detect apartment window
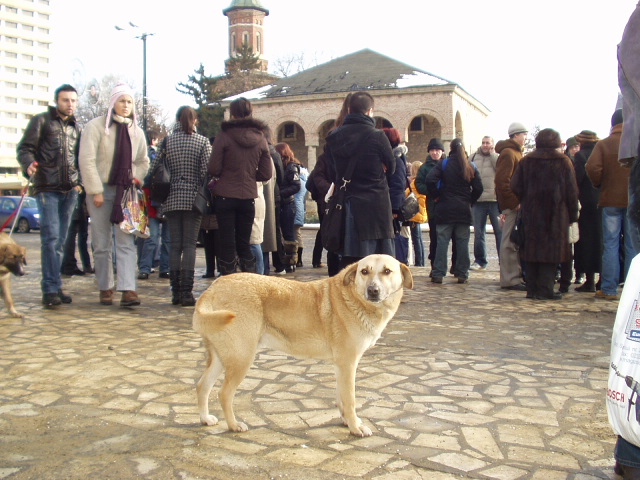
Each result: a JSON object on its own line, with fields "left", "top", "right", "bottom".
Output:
{"left": 38, "top": 71, "right": 48, "bottom": 78}
{"left": 23, "top": 39, "right": 34, "bottom": 46}
{"left": 5, "top": 97, "right": 17, "bottom": 104}
{"left": 38, "top": 12, "right": 49, "bottom": 20}
{"left": 22, "top": 98, "right": 34, "bottom": 105}
{"left": 22, "top": 54, "right": 33, "bottom": 61}
{"left": 22, "top": 84, "right": 34, "bottom": 90}
{"left": 39, "top": 0, "right": 50, "bottom": 5}
{"left": 5, "top": 81, "right": 17, "bottom": 88}
{"left": 37, "top": 41, "right": 49, "bottom": 49}
{"left": 23, "top": 25, "right": 34, "bottom": 32}
{"left": 38, "top": 100, "right": 47, "bottom": 106}
{"left": 5, "top": 127, "right": 17, "bottom": 134}
{"left": 23, "top": 10, "right": 34, "bottom": 16}
{"left": 38, "top": 27, "right": 49, "bottom": 34}
{"left": 22, "top": 69, "right": 33, "bottom": 75}
{"left": 5, "top": 36, "right": 18, "bottom": 43}
{"left": 5, "top": 66, "right": 17, "bottom": 73}
{"left": 6, "top": 21, "right": 18, "bottom": 28}
{"left": 37, "top": 85, "right": 47, "bottom": 92}
{"left": 37, "top": 57, "right": 48, "bottom": 63}
{"left": 6, "top": 6, "right": 18, "bottom": 14}
{"left": 24, "top": 114, "right": 33, "bottom": 120}
{"left": 5, "top": 112, "right": 17, "bottom": 119}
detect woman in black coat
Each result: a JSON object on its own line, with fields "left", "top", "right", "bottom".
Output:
{"left": 425, "top": 138, "right": 483, "bottom": 283}
{"left": 573, "top": 130, "right": 602, "bottom": 291}
{"left": 511, "top": 128, "right": 580, "bottom": 300}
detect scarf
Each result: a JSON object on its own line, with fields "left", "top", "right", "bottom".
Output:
{"left": 108, "top": 114, "right": 133, "bottom": 224}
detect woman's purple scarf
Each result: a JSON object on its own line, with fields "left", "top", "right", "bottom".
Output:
{"left": 108, "top": 121, "right": 133, "bottom": 224}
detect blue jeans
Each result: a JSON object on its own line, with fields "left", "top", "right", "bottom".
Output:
{"left": 250, "top": 244, "right": 264, "bottom": 274}
{"left": 472, "top": 201, "right": 502, "bottom": 267}
{"left": 433, "top": 223, "right": 470, "bottom": 279}
{"left": 602, "top": 207, "right": 639, "bottom": 295}
{"left": 410, "top": 223, "right": 425, "bottom": 266}
{"left": 138, "top": 217, "right": 170, "bottom": 274}
{"left": 36, "top": 190, "right": 78, "bottom": 294}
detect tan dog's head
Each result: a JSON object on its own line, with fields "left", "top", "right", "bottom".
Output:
{"left": 0, "top": 243, "right": 27, "bottom": 276}
{"left": 343, "top": 254, "right": 413, "bottom": 303}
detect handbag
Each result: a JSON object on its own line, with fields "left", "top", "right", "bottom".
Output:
{"left": 149, "top": 137, "right": 170, "bottom": 203}
{"left": 510, "top": 211, "right": 525, "bottom": 247}
{"left": 193, "top": 175, "right": 212, "bottom": 215}
{"left": 401, "top": 192, "right": 419, "bottom": 221}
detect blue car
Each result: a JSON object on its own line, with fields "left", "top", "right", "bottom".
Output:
{"left": 0, "top": 196, "right": 40, "bottom": 233}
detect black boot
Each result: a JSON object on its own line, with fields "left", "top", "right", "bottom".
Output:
{"left": 170, "top": 270, "right": 181, "bottom": 305}
{"left": 576, "top": 273, "right": 596, "bottom": 292}
{"left": 218, "top": 257, "right": 238, "bottom": 276}
{"left": 283, "top": 240, "right": 298, "bottom": 267}
{"left": 239, "top": 256, "right": 257, "bottom": 273}
{"left": 181, "top": 270, "right": 196, "bottom": 307}
{"left": 296, "top": 247, "right": 303, "bottom": 268}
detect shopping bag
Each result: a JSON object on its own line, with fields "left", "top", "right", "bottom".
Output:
{"left": 120, "top": 185, "right": 150, "bottom": 238}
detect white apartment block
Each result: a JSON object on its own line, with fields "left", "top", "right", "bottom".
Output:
{"left": 0, "top": 0, "right": 52, "bottom": 193}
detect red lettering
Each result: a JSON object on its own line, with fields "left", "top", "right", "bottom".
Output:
{"left": 609, "top": 389, "right": 626, "bottom": 403}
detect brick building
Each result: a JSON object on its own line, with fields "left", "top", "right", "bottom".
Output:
{"left": 222, "top": 0, "right": 489, "bottom": 169}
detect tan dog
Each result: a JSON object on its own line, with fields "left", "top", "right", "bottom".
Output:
{"left": 193, "top": 254, "right": 413, "bottom": 437}
{"left": 0, "top": 232, "right": 27, "bottom": 317}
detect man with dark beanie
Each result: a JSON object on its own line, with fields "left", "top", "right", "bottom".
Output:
{"left": 586, "top": 109, "right": 638, "bottom": 300}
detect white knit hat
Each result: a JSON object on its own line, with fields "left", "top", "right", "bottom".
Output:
{"left": 105, "top": 83, "right": 136, "bottom": 135}
{"left": 508, "top": 122, "right": 528, "bottom": 137}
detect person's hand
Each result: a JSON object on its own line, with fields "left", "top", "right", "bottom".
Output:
{"left": 75, "top": 185, "right": 83, "bottom": 193}
{"left": 132, "top": 178, "right": 141, "bottom": 186}
{"left": 93, "top": 193, "right": 104, "bottom": 207}
{"left": 27, "top": 162, "right": 38, "bottom": 176}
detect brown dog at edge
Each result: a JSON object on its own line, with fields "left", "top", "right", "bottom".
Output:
{"left": 193, "top": 254, "right": 413, "bottom": 437}
{"left": 0, "top": 232, "right": 27, "bottom": 317}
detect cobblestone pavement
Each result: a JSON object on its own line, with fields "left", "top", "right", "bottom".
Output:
{"left": 0, "top": 229, "right": 622, "bottom": 479}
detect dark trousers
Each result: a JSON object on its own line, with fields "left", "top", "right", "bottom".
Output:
{"left": 525, "top": 262, "right": 557, "bottom": 298}
{"left": 61, "top": 214, "right": 91, "bottom": 273}
{"left": 216, "top": 197, "right": 255, "bottom": 274}
{"left": 201, "top": 228, "right": 219, "bottom": 275}
{"left": 313, "top": 203, "right": 341, "bottom": 275}
{"left": 428, "top": 218, "right": 456, "bottom": 270}
{"left": 165, "top": 211, "right": 202, "bottom": 273}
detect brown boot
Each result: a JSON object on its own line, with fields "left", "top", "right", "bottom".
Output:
{"left": 120, "top": 290, "right": 140, "bottom": 307}
{"left": 99, "top": 289, "right": 114, "bottom": 305}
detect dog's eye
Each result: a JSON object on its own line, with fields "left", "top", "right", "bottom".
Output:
{"left": 360, "top": 269, "right": 369, "bottom": 275}
{"left": 383, "top": 268, "right": 392, "bottom": 275}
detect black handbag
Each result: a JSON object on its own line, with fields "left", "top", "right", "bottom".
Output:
{"left": 149, "top": 137, "right": 170, "bottom": 203}
{"left": 193, "top": 175, "right": 212, "bottom": 215}
{"left": 510, "top": 211, "right": 525, "bottom": 247}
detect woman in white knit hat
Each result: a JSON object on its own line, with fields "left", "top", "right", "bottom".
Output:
{"left": 79, "top": 83, "right": 149, "bottom": 307}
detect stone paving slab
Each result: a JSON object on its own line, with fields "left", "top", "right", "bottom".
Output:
{"left": 0, "top": 230, "right": 622, "bottom": 479}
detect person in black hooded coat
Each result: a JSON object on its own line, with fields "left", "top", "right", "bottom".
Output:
{"left": 324, "top": 91, "right": 395, "bottom": 269}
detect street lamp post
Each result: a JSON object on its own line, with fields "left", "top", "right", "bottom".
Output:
{"left": 115, "top": 23, "right": 154, "bottom": 134}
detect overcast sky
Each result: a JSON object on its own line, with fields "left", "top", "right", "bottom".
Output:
{"left": 52, "top": 0, "right": 637, "bottom": 143}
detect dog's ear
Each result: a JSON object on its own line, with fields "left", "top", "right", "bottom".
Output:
{"left": 400, "top": 263, "right": 414, "bottom": 289}
{"left": 342, "top": 262, "right": 359, "bottom": 286}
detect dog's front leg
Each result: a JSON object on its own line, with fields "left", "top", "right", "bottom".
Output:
{"left": 0, "top": 279, "right": 22, "bottom": 318}
{"left": 334, "top": 362, "right": 372, "bottom": 437}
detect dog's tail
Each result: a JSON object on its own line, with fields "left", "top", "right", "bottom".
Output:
{"left": 193, "top": 302, "right": 236, "bottom": 335}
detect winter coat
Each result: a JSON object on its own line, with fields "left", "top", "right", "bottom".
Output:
{"left": 406, "top": 179, "right": 427, "bottom": 223}
{"left": 280, "top": 162, "right": 301, "bottom": 205}
{"left": 494, "top": 138, "right": 524, "bottom": 211}
{"left": 208, "top": 117, "right": 272, "bottom": 199}
{"left": 306, "top": 151, "right": 335, "bottom": 212}
{"left": 163, "top": 124, "right": 211, "bottom": 213}
{"left": 388, "top": 145, "right": 409, "bottom": 212}
{"left": 261, "top": 146, "right": 281, "bottom": 253}
{"left": 425, "top": 153, "right": 483, "bottom": 225}
{"left": 294, "top": 166, "right": 308, "bottom": 226}
{"left": 17, "top": 106, "right": 81, "bottom": 194}
{"left": 415, "top": 158, "right": 438, "bottom": 219}
{"left": 586, "top": 124, "right": 629, "bottom": 207}
{"left": 250, "top": 179, "right": 267, "bottom": 245}
{"left": 510, "top": 148, "right": 579, "bottom": 264}
{"left": 470, "top": 148, "right": 499, "bottom": 202}
{"left": 325, "top": 113, "right": 395, "bottom": 241}
{"left": 78, "top": 115, "right": 149, "bottom": 195}
{"left": 573, "top": 142, "right": 602, "bottom": 274}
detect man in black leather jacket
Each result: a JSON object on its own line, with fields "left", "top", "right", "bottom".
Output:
{"left": 17, "top": 84, "right": 81, "bottom": 308}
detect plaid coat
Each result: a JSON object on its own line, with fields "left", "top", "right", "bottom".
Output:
{"left": 163, "top": 124, "right": 211, "bottom": 213}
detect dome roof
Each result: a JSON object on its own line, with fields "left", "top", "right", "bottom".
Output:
{"left": 223, "top": 0, "right": 269, "bottom": 15}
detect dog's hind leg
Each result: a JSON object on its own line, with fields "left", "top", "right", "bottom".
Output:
{"left": 335, "top": 362, "right": 372, "bottom": 437}
{"left": 197, "top": 344, "right": 224, "bottom": 426}
{"left": 219, "top": 354, "right": 255, "bottom": 433}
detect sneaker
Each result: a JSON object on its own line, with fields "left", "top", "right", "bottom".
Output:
{"left": 595, "top": 290, "right": 619, "bottom": 301}
{"left": 274, "top": 269, "right": 287, "bottom": 275}
{"left": 470, "top": 263, "right": 486, "bottom": 271}
{"left": 58, "top": 290, "right": 72, "bottom": 304}
{"left": 431, "top": 276, "right": 443, "bottom": 284}
{"left": 42, "top": 293, "right": 62, "bottom": 307}
{"left": 99, "top": 289, "right": 114, "bottom": 305}
{"left": 159, "top": 272, "right": 170, "bottom": 279}
{"left": 120, "top": 290, "right": 140, "bottom": 307}
{"left": 138, "top": 272, "right": 149, "bottom": 280}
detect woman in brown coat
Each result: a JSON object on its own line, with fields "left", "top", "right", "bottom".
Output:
{"left": 511, "top": 128, "right": 579, "bottom": 300}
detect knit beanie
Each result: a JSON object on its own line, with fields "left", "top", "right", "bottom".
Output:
{"left": 105, "top": 83, "right": 136, "bottom": 135}
{"left": 611, "top": 109, "right": 624, "bottom": 127}
{"left": 575, "top": 130, "right": 599, "bottom": 145}
{"left": 535, "top": 128, "right": 562, "bottom": 149}
{"left": 508, "top": 122, "right": 528, "bottom": 137}
{"left": 427, "top": 138, "right": 444, "bottom": 152}
{"left": 565, "top": 136, "right": 579, "bottom": 148}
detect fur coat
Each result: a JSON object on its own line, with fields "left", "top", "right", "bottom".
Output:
{"left": 511, "top": 148, "right": 579, "bottom": 264}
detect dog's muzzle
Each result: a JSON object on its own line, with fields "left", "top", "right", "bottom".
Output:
{"left": 366, "top": 284, "right": 381, "bottom": 302}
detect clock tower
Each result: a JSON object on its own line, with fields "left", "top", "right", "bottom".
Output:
{"left": 223, "top": 0, "right": 269, "bottom": 73}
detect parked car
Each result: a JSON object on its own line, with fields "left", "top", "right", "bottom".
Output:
{"left": 0, "top": 196, "right": 40, "bottom": 233}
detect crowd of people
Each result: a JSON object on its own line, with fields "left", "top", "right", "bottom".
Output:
{"left": 13, "top": 82, "right": 640, "bottom": 311}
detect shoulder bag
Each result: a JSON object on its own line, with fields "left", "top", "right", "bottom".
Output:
{"left": 149, "top": 137, "right": 170, "bottom": 203}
